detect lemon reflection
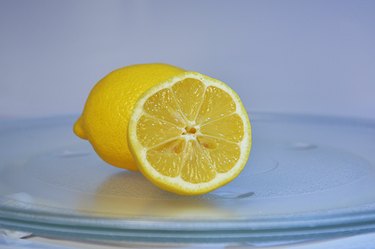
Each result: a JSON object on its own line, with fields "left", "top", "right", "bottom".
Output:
{"left": 88, "top": 171, "right": 231, "bottom": 219}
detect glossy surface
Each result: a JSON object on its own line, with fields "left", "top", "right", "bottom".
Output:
{"left": 1, "top": 114, "right": 375, "bottom": 243}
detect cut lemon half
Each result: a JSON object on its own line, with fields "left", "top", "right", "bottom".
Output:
{"left": 128, "top": 72, "right": 252, "bottom": 195}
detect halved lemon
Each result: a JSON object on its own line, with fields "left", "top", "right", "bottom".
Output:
{"left": 128, "top": 72, "right": 252, "bottom": 195}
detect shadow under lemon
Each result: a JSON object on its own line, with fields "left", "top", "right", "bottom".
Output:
{"left": 80, "top": 171, "right": 234, "bottom": 219}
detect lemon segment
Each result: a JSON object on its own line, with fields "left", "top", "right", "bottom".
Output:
{"left": 197, "top": 136, "right": 241, "bottom": 173}
{"left": 180, "top": 140, "right": 216, "bottom": 184}
{"left": 146, "top": 139, "right": 186, "bottom": 177}
{"left": 171, "top": 78, "right": 206, "bottom": 121}
{"left": 143, "top": 88, "right": 186, "bottom": 127}
{"left": 128, "top": 72, "right": 252, "bottom": 195}
{"left": 196, "top": 86, "right": 236, "bottom": 124}
{"left": 136, "top": 115, "right": 182, "bottom": 148}
{"left": 200, "top": 114, "right": 244, "bottom": 142}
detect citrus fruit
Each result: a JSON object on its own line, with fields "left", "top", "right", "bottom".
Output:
{"left": 128, "top": 72, "right": 252, "bottom": 195}
{"left": 73, "top": 63, "right": 185, "bottom": 170}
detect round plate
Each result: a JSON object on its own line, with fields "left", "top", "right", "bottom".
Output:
{"left": 1, "top": 113, "right": 375, "bottom": 243}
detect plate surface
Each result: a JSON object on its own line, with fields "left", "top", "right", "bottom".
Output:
{"left": 1, "top": 113, "right": 375, "bottom": 243}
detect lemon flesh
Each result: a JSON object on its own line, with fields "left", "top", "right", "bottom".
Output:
{"left": 73, "top": 63, "right": 185, "bottom": 170}
{"left": 128, "top": 72, "right": 252, "bottom": 195}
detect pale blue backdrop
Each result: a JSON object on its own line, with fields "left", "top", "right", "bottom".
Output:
{"left": 0, "top": 0, "right": 374, "bottom": 118}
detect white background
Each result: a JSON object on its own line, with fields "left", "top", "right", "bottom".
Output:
{"left": 0, "top": 0, "right": 374, "bottom": 119}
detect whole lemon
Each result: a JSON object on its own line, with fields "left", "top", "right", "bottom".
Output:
{"left": 73, "top": 63, "right": 185, "bottom": 170}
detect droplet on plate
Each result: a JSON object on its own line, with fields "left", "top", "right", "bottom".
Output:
{"left": 58, "top": 150, "right": 90, "bottom": 158}
{"left": 290, "top": 142, "right": 317, "bottom": 150}
{"left": 211, "top": 191, "right": 254, "bottom": 199}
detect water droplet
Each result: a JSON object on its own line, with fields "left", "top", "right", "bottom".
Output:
{"left": 290, "top": 142, "right": 317, "bottom": 150}
{"left": 236, "top": 192, "right": 255, "bottom": 199}
{"left": 58, "top": 150, "right": 90, "bottom": 158}
{"left": 211, "top": 191, "right": 254, "bottom": 199}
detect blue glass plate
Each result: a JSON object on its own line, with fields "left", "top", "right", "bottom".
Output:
{"left": 0, "top": 113, "right": 375, "bottom": 243}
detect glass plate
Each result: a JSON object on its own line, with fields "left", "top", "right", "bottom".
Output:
{"left": 0, "top": 113, "right": 375, "bottom": 243}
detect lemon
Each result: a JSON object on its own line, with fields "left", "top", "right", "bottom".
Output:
{"left": 73, "top": 63, "right": 185, "bottom": 170}
{"left": 128, "top": 72, "right": 252, "bottom": 195}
